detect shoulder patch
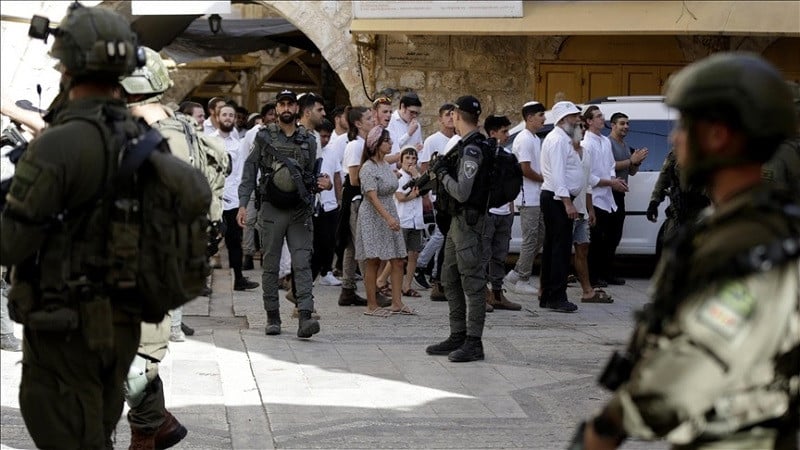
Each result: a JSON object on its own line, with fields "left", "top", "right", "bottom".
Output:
{"left": 463, "top": 160, "right": 478, "bottom": 179}
{"left": 464, "top": 145, "right": 481, "bottom": 159}
{"left": 695, "top": 281, "right": 755, "bottom": 339}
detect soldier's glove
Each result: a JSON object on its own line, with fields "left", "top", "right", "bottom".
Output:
{"left": 646, "top": 201, "right": 659, "bottom": 222}
{"left": 431, "top": 157, "right": 449, "bottom": 180}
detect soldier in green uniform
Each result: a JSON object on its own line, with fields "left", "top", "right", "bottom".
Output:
{"left": 425, "top": 95, "right": 492, "bottom": 363}
{"left": 119, "top": 46, "right": 228, "bottom": 450}
{"left": 237, "top": 90, "right": 331, "bottom": 338}
{"left": 576, "top": 53, "right": 799, "bottom": 449}
{"left": 646, "top": 149, "right": 710, "bottom": 250}
{"left": 762, "top": 80, "right": 800, "bottom": 192}
{"left": 0, "top": 4, "right": 146, "bottom": 448}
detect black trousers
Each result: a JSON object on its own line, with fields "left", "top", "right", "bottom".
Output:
{"left": 607, "top": 191, "right": 626, "bottom": 277}
{"left": 540, "top": 190, "right": 573, "bottom": 304}
{"left": 311, "top": 207, "right": 340, "bottom": 280}
{"left": 223, "top": 208, "right": 243, "bottom": 281}
{"left": 588, "top": 207, "right": 615, "bottom": 283}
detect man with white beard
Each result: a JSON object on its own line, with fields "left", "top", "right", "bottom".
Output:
{"left": 538, "top": 101, "right": 584, "bottom": 313}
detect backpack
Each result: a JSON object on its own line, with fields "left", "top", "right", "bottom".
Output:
{"left": 150, "top": 111, "right": 229, "bottom": 223}
{"left": 72, "top": 107, "right": 212, "bottom": 324}
{"left": 484, "top": 139, "right": 523, "bottom": 209}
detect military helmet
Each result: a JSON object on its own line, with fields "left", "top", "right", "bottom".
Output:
{"left": 119, "top": 47, "right": 173, "bottom": 96}
{"left": 665, "top": 52, "right": 795, "bottom": 144}
{"left": 272, "top": 164, "right": 298, "bottom": 192}
{"left": 49, "top": 3, "right": 143, "bottom": 78}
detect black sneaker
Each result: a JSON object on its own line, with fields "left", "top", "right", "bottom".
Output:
{"left": 545, "top": 300, "right": 578, "bottom": 313}
{"left": 413, "top": 270, "right": 431, "bottom": 290}
{"left": 180, "top": 323, "right": 195, "bottom": 336}
{"left": 234, "top": 277, "right": 259, "bottom": 291}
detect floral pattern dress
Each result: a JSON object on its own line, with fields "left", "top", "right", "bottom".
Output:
{"left": 355, "top": 160, "right": 407, "bottom": 261}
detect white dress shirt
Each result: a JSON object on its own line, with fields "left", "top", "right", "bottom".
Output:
{"left": 387, "top": 110, "right": 422, "bottom": 152}
{"left": 395, "top": 170, "right": 425, "bottom": 230}
{"left": 213, "top": 130, "right": 242, "bottom": 211}
{"left": 541, "top": 126, "right": 585, "bottom": 199}
{"left": 512, "top": 128, "right": 543, "bottom": 207}
{"left": 573, "top": 146, "right": 594, "bottom": 216}
{"left": 581, "top": 130, "right": 618, "bottom": 213}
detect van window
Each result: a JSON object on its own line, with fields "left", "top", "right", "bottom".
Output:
{"left": 604, "top": 120, "right": 674, "bottom": 171}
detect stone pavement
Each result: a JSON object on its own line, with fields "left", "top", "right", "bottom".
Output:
{"left": 1, "top": 264, "right": 668, "bottom": 450}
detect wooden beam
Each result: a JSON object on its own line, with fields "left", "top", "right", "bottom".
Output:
{"left": 177, "top": 61, "right": 258, "bottom": 70}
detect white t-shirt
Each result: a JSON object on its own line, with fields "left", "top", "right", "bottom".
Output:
{"left": 395, "top": 170, "right": 425, "bottom": 230}
{"left": 318, "top": 145, "right": 341, "bottom": 212}
{"left": 343, "top": 136, "right": 365, "bottom": 172}
{"left": 512, "top": 128, "right": 543, "bottom": 207}
{"left": 420, "top": 131, "right": 452, "bottom": 164}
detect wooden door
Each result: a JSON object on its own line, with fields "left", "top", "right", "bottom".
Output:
{"left": 584, "top": 65, "right": 621, "bottom": 102}
{"left": 537, "top": 64, "right": 581, "bottom": 106}
{"left": 622, "top": 65, "right": 661, "bottom": 96}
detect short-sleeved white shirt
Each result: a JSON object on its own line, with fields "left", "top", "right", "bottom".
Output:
{"left": 513, "top": 128, "right": 543, "bottom": 207}
{"left": 395, "top": 170, "right": 425, "bottom": 230}
{"left": 318, "top": 145, "right": 341, "bottom": 212}
{"left": 343, "top": 136, "right": 365, "bottom": 170}
{"left": 387, "top": 110, "right": 422, "bottom": 154}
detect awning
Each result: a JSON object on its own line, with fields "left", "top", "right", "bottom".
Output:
{"left": 162, "top": 18, "right": 318, "bottom": 63}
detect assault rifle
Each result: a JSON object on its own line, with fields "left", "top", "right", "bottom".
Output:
{"left": 401, "top": 150, "right": 458, "bottom": 191}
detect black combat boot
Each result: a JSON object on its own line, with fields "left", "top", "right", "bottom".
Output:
{"left": 297, "top": 310, "right": 320, "bottom": 338}
{"left": 266, "top": 310, "right": 281, "bottom": 336}
{"left": 338, "top": 287, "right": 368, "bottom": 306}
{"left": 153, "top": 410, "right": 187, "bottom": 450}
{"left": 448, "top": 336, "right": 484, "bottom": 362}
{"left": 425, "top": 331, "right": 466, "bottom": 355}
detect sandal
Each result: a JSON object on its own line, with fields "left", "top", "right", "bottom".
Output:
{"left": 390, "top": 305, "right": 418, "bottom": 315}
{"left": 377, "top": 284, "right": 392, "bottom": 297}
{"left": 363, "top": 307, "right": 391, "bottom": 317}
{"left": 402, "top": 288, "right": 422, "bottom": 298}
{"left": 581, "top": 291, "right": 614, "bottom": 304}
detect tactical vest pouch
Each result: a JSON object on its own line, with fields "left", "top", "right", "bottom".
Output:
{"left": 7, "top": 279, "right": 35, "bottom": 325}
{"left": 26, "top": 305, "right": 79, "bottom": 332}
{"left": 80, "top": 295, "right": 113, "bottom": 350}
{"left": 264, "top": 173, "right": 303, "bottom": 209}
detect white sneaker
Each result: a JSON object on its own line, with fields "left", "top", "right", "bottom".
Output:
{"left": 503, "top": 270, "right": 521, "bottom": 286}
{"left": 169, "top": 326, "right": 185, "bottom": 342}
{"left": 508, "top": 280, "right": 538, "bottom": 295}
{"left": 319, "top": 272, "right": 342, "bottom": 286}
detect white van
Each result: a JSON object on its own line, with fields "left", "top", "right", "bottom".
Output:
{"left": 505, "top": 96, "right": 677, "bottom": 256}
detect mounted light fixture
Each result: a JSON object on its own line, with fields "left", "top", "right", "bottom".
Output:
{"left": 208, "top": 14, "right": 222, "bottom": 34}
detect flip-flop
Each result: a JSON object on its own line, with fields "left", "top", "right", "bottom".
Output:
{"left": 390, "top": 305, "right": 418, "bottom": 315}
{"left": 363, "top": 307, "right": 391, "bottom": 317}
{"left": 402, "top": 288, "right": 422, "bottom": 298}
